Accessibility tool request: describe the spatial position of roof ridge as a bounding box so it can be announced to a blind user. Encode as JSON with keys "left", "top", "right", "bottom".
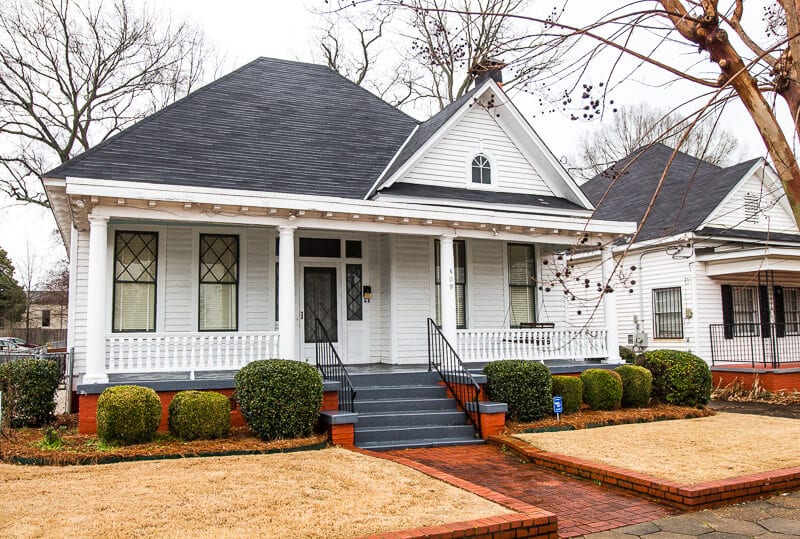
{"left": 45, "top": 58, "right": 267, "bottom": 178}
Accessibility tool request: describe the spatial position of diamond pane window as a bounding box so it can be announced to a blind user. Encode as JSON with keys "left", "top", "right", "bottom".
{"left": 508, "top": 244, "right": 536, "bottom": 327}
{"left": 199, "top": 234, "right": 239, "bottom": 331}
{"left": 471, "top": 154, "right": 491, "bottom": 184}
{"left": 346, "top": 264, "right": 363, "bottom": 321}
{"left": 113, "top": 231, "right": 158, "bottom": 332}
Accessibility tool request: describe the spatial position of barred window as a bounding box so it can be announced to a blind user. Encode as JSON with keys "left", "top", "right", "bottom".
{"left": 199, "top": 234, "right": 239, "bottom": 331}
{"left": 435, "top": 240, "right": 467, "bottom": 329}
{"left": 652, "top": 287, "right": 683, "bottom": 339}
{"left": 733, "top": 286, "right": 759, "bottom": 336}
{"left": 508, "top": 244, "right": 536, "bottom": 327}
{"left": 471, "top": 154, "right": 491, "bottom": 184}
{"left": 113, "top": 231, "right": 158, "bottom": 332}
{"left": 785, "top": 288, "right": 800, "bottom": 335}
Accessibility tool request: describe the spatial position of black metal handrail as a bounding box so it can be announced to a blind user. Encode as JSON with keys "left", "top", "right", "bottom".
{"left": 709, "top": 323, "right": 800, "bottom": 368}
{"left": 427, "top": 318, "right": 482, "bottom": 438}
{"left": 314, "top": 318, "right": 356, "bottom": 413}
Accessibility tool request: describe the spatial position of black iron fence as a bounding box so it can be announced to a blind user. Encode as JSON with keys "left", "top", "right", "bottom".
{"left": 709, "top": 323, "right": 800, "bottom": 368}
{"left": 427, "top": 318, "right": 482, "bottom": 438}
{"left": 314, "top": 318, "right": 356, "bottom": 413}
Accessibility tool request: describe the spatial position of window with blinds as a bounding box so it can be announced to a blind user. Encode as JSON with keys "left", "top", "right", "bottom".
{"left": 199, "top": 234, "right": 239, "bottom": 331}
{"left": 652, "top": 287, "right": 683, "bottom": 339}
{"left": 508, "top": 244, "right": 536, "bottom": 327}
{"left": 113, "top": 231, "right": 158, "bottom": 332}
{"left": 434, "top": 240, "right": 467, "bottom": 328}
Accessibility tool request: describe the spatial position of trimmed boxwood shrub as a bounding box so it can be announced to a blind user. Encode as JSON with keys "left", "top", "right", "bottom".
{"left": 234, "top": 359, "right": 323, "bottom": 440}
{"left": 580, "top": 369, "right": 623, "bottom": 410}
{"left": 614, "top": 365, "right": 652, "bottom": 408}
{"left": 636, "top": 349, "right": 711, "bottom": 406}
{"left": 168, "top": 391, "right": 230, "bottom": 441}
{"left": 551, "top": 376, "right": 582, "bottom": 414}
{"left": 483, "top": 360, "right": 552, "bottom": 421}
{"left": 619, "top": 346, "right": 638, "bottom": 364}
{"left": 0, "top": 358, "right": 59, "bottom": 427}
{"left": 96, "top": 385, "right": 162, "bottom": 445}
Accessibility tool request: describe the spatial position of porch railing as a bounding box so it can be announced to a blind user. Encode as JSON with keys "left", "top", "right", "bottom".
{"left": 427, "top": 319, "right": 481, "bottom": 438}
{"left": 710, "top": 323, "right": 800, "bottom": 368}
{"left": 106, "top": 331, "right": 280, "bottom": 376}
{"left": 456, "top": 328, "right": 609, "bottom": 362}
{"left": 314, "top": 318, "right": 356, "bottom": 413}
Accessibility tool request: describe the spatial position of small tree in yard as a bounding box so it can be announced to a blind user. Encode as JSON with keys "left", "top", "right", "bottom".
{"left": 0, "top": 246, "right": 25, "bottom": 328}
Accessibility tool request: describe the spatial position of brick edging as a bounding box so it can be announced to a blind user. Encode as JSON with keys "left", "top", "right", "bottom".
{"left": 490, "top": 435, "right": 800, "bottom": 510}
{"left": 351, "top": 448, "right": 558, "bottom": 539}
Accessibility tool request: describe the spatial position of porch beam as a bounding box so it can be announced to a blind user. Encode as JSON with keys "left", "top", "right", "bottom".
{"left": 439, "top": 235, "right": 458, "bottom": 344}
{"left": 601, "top": 244, "right": 622, "bottom": 363}
{"left": 85, "top": 215, "right": 110, "bottom": 383}
{"left": 278, "top": 225, "right": 297, "bottom": 360}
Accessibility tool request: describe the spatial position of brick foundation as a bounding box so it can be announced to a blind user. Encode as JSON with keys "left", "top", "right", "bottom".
{"left": 712, "top": 368, "right": 800, "bottom": 393}
{"left": 480, "top": 412, "right": 506, "bottom": 439}
{"left": 492, "top": 435, "right": 800, "bottom": 510}
{"left": 329, "top": 423, "right": 355, "bottom": 446}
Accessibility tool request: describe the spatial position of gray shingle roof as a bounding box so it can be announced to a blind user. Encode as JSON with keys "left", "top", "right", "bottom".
{"left": 377, "top": 182, "right": 584, "bottom": 211}
{"left": 695, "top": 226, "right": 800, "bottom": 244}
{"left": 580, "top": 143, "right": 759, "bottom": 242}
{"left": 47, "top": 58, "right": 418, "bottom": 199}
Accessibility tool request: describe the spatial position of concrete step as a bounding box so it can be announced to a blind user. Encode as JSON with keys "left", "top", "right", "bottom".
{"left": 354, "top": 424, "right": 476, "bottom": 445}
{"left": 350, "top": 371, "right": 439, "bottom": 388}
{"left": 354, "top": 385, "right": 446, "bottom": 400}
{"left": 356, "top": 410, "right": 469, "bottom": 428}
{"left": 357, "top": 438, "right": 485, "bottom": 452}
{"left": 353, "top": 397, "right": 458, "bottom": 414}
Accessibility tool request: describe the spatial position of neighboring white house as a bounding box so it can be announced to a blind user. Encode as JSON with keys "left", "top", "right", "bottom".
{"left": 562, "top": 143, "right": 800, "bottom": 366}
{"left": 42, "top": 57, "right": 634, "bottom": 387}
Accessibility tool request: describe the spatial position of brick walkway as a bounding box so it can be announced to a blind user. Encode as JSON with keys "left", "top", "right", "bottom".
{"left": 384, "top": 445, "right": 678, "bottom": 538}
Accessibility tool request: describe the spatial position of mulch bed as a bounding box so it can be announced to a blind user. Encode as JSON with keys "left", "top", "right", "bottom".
{"left": 0, "top": 415, "right": 328, "bottom": 466}
{"left": 504, "top": 403, "right": 714, "bottom": 434}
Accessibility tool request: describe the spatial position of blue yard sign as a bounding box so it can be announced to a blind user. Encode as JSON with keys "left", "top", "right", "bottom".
{"left": 553, "top": 396, "right": 563, "bottom": 419}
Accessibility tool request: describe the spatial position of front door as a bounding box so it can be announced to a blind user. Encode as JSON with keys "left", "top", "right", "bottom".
{"left": 302, "top": 266, "right": 338, "bottom": 361}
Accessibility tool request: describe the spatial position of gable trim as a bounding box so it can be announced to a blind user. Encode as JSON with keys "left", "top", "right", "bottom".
{"left": 365, "top": 124, "right": 419, "bottom": 200}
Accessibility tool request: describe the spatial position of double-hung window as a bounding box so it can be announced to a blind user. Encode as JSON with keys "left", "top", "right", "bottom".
{"left": 113, "top": 231, "right": 158, "bottom": 332}
{"left": 652, "top": 287, "right": 683, "bottom": 339}
{"left": 434, "top": 239, "right": 467, "bottom": 328}
{"left": 784, "top": 288, "right": 800, "bottom": 335}
{"left": 199, "top": 234, "right": 239, "bottom": 331}
{"left": 508, "top": 244, "right": 536, "bottom": 327}
{"left": 732, "top": 286, "right": 759, "bottom": 336}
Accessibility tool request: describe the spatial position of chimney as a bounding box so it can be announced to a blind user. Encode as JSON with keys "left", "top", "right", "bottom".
{"left": 469, "top": 58, "right": 506, "bottom": 88}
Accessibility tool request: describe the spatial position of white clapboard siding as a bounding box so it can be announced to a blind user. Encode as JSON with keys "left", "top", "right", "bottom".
{"left": 71, "top": 229, "right": 91, "bottom": 376}
{"left": 468, "top": 239, "right": 506, "bottom": 328}
{"left": 399, "top": 106, "right": 554, "bottom": 196}
{"left": 164, "top": 227, "right": 194, "bottom": 332}
{"left": 245, "top": 229, "right": 272, "bottom": 331}
{"left": 705, "top": 169, "right": 800, "bottom": 234}
{"left": 391, "top": 235, "right": 433, "bottom": 364}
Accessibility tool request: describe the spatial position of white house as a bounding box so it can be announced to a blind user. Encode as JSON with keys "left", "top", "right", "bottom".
{"left": 43, "top": 57, "right": 634, "bottom": 392}
{"left": 562, "top": 143, "right": 800, "bottom": 377}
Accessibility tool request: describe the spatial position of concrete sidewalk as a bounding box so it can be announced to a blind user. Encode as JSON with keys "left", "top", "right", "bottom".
{"left": 582, "top": 491, "right": 800, "bottom": 538}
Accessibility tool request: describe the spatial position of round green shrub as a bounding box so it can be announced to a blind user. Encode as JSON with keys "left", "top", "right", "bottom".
{"left": 551, "top": 375, "right": 582, "bottom": 414}
{"left": 234, "top": 359, "right": 323, "bottom": 440}
{"left": 619, "top": 346, "right": 638, "bottom": 364}
{"left": 0, "top": 358, "right": 59, "bottom": 427}
{"left": 614, "top": 365, "right": 652, "bottom": 407}
{"left": 580, "top": 369, "right": 623, "bottom": 410}
{"left": 168, "top": 391, "right": 231, "bottom": 441}
{"left": 636, "top": 349, "right": 711, "bottom": 406}
{"left": 96, "top": 385, "right": 162, "bottom": 445}
{"left": 483, "top": 360, "right": 552, "bottom": 421}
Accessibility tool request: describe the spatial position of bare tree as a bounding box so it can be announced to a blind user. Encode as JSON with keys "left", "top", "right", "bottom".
{"left": 0, "top": 0, "right": 218, "bottom": 207}
{"left": 316, "top": 0, "right": 558, "bottom": 112}
{"left": 572, "top": 103, "right": 741, "bottom": 179}
{"left": 15, "top": 242, "right": 41, "bottom": 341}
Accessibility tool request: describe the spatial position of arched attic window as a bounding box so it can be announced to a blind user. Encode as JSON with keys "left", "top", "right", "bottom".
{"left": 471, "top": 154, "right": 491, "bottom": 185}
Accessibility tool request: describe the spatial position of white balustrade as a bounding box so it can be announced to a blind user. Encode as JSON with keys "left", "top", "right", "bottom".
{"left": 456, "top": 328, "right": 608, "bottom": 363}
{"left": 106, "top": 332, "right": 280, "bottom": 376}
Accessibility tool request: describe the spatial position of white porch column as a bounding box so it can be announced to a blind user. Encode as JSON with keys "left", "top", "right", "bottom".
{"left": 278, "top": 225, "right": 297, "bottom": 360}
{"left": 85, "top": 216, "right": 109, "bottom": 384}
{"left": 601, "top": 244, "right": 622, "bottom": 363}
{"left": 439, "top": 234, "right": 458, "bottom": 344}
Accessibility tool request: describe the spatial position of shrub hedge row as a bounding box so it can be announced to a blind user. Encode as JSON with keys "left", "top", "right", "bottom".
{"left": 0, "top": 358, "right": 60, "bottom": 428}
{"left": 484, "top": 360, "right": 552, "bottom": 421}
{"left": 551, "top": 375, "right": 582, "bottom": 414}
{"left": 168, "top": 390, "right": 230, "bottom": 441}
{"left": 580, "top": 369, "right": 623, "bottom": 410}
{"left": 636, "top": 349, "right": 711, "bottom": 407}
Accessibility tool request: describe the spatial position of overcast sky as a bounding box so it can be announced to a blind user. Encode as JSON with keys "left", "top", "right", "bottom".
{"left": 0, "top": 0, "right": 778, "bottom": 282}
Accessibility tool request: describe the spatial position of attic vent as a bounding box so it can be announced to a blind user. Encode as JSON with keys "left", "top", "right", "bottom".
{"left": 744, "top": 192, "right": 760, "bottom": 223}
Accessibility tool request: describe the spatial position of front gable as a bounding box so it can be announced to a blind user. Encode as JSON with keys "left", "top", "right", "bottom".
{"left": 703, "top": 160, "right": 800, "bottom": 235}
{"left": 375, "top": 83, "right": 592, "bottom": 209}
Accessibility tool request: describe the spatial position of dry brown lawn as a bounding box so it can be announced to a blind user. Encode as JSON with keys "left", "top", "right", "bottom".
{"left": 515, "top": 412, "right": 800, "bottom": 485}
{"left": 0, "top": 447, "right": 510, "bottom": 538}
